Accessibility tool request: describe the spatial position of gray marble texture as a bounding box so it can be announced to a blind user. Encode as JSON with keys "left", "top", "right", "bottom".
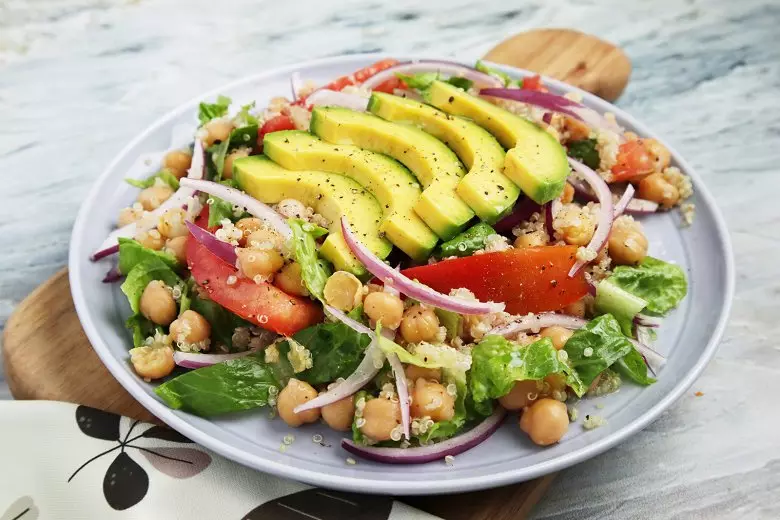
{"left": 1, "top": 0, "right": 778, "bottom": 517}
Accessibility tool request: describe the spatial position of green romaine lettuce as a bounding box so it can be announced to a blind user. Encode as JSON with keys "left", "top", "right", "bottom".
{"left": 434, "top": 308, "right": 462, "bottom": 342}
{"left": 436, "top": 222, "right": 496, "bottom": 258}
{"left": 563, "top": 314, "right": 634, "bottom": 388}
{"left": 615, "top": 347, "right": 655, "bottom": 386}
{"left": 234, "top": 102, "right": 259, "bottom": 127}
{"left": 155, "top": 353, "right": 288, "bottom": 416}
{"left": 396, "top": 73, "right": 475, "bottom": 98}
{"left": 198, "top": 95, "right": 232, "bottom": 125}
{"left": 125, "top": 314, "right": 157, "bottom": 348}
{"left": 595, "top": 278, "right": 648, "bottom": 336}
{"left": 288, "top": 218, "right": 332, "bottom": 300}
{"left": 567, "top": 138, "right": 600, "bottom": 169}
{"left": 125, "top": 169, "right": 180, "bottom": 190}
{"left": 470, "top": 336, "right": 571, "bottom": 414}
{"left": 293, "top": 321, "right": 372, "bottom": 385}
{"left": 475, "top": 60, "right": 518, "bottom": 87}
{"left": 118, "top": 237, "right": 179, "bottom": 275}
{"left": 607, "top": 257, "right": 688, "bottom": 315}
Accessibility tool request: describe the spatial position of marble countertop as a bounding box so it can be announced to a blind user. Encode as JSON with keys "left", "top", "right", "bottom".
{"left": 1, "top": 0, "right": 779, "bottom": 517}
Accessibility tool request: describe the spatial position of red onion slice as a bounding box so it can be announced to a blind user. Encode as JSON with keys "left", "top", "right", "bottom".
{"left": 290, "top": 71, "right": 303, "bottom": 102}
{"left": 179, "top": 178, "right": 291, "bottom": 239}
{"left": 613, "top": 184, "right": 636, "bottom": 218}
{"left": 385, "top": 339, "right": 411, "bottom": 440}
{"left": 628, "top": 337, "right": 666, "bottom": 374}
{"left": 489, "top": 313, "right": 588, "bottom": 338}
{"left": 634, "top": 313, "right": 662, "bottom": 328}
{"left": 305, "top": 89, "right": 369, "bottom": 111}
{"left": 567, "top": 158, "right": 614, "bottom": 277}
{"left": 342, "top": 407, "right": 506, "bottom": 464}
{"left": 493, "top": 197, "right": 541, "bottom": 234}
{"left": 185, "top": 220, "right": 237, "bottom": 265}
{"left": 625, "top": 198, "right": 659, "bottom": 214}
{"left": 187, "top": 138, "right": 206, "bottom": 180}
{"left": 341, "top": 217, "right": 504, "bottom": 315}
{"left": 102, "top": 265, "right": 123, "bottom": 283}
{"left": 294, "top": 305, "right": 385, "bottom": 414}
{"left": 360, "top": 60, "right": 503, "bottom": 91}
{"left": 479, "top": 88, "right": 623, "bottom": 136}
{"left": 173, "top": 350, "right": 254, "bottom": 369}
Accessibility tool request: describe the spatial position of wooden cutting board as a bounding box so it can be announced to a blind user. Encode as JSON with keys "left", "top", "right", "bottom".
{"left": 1, "top": 29, "right": 629, "bottom": 520}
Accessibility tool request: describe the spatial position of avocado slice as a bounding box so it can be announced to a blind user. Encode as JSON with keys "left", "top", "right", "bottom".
{"left": 233, "top": 156, "right": 391, "bottom": 276}
{"left": 310, "top": 106, "right": 474, "bottom": 241}
{"left": 263, "top": 131, "right": 438, "bottom": 261}
{"left": 427, "top": 81, "right": 569, "bottom": 204}
{"left": 368, "top": 92, "right": 520, "bottom": 223}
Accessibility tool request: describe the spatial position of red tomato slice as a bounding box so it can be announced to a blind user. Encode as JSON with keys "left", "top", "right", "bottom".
{"left": 186, "top": 211, "right": 322, "bottom": 336}
{"left": 372, "top": 76, "right": 407, "bottom": 94}
{"left": 401, "top": 246, "right": 589, "bottom": 315}
{"left": 611, "top": 139, "right": 655, "bottom": 182}
{"left": 522, "top": 74, "right": 543, "bottom": 91}
{"left": 294, "top": 59, "right": 401, "bottom": 106}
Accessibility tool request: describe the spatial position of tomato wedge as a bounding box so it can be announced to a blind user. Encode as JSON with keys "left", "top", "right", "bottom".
{"left": 610, "top": 139, "right": 655, "bottom": 182}
{"left": 294, "top": 59, "right": 400, "bottom": 105}
{"left": 257, "top": 114, "right": 297, "bottom": 148}
{"left": 401, "top": 246, "right": 589, "bottom": 315}
{"left": 186, "top": 211, "right": 322, "bottom": 336}
{"left": 521, "top": 74, "right": 544, "bottom": 91}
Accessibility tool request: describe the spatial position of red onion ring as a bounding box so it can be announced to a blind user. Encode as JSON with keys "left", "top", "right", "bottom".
{"left": 488, "top": 313, "right": 588, "bottom": 338}
{"left": 360, "top": 60, "right": 503, "bottom": 91}
{"left": 185, "top": 220, "right": 237, "bottom": 265}
{"left": 628, "top": 337, "right": 666, "bottom": 374}
{"left": 173, "top": 350, "right": 254, "bottom": 369}
{"left": 341, "top": 217, "right": 504, "bottom": 315}
{"left": 479, "top": 88, "right": 623, "bottom": 136}
{"left": 179, "top": 178, "right": 291, "bottom": 239}
{"left": 570, "top": 177, "right": 658, "bottom": 215}
{"left": 290, "top": 71, "right": 303, "bottom": 102}
{"left": 493, "top": 197, "right": 541, "bottom": 234}
{"left": 634, "top": 313, "right": 662, "bottom": 328}
{"left": 342, "top": 407, "right": 506, "bottom": 464}
{"left": 567, "top": 158, "right": 614, "bottom": 277}
{"left": 613, "top": 184, "right": 636, "bottom": 218}
{"left": 385, "top": 334, "right": 411, "bottom": 440}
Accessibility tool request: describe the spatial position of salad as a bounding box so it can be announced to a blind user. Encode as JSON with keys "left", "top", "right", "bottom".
{"left": 91, "top": 59, "right": 691, "bottom": 464}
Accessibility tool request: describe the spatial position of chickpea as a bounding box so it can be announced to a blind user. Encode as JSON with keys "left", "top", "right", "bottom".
{"left": 405, "top": 365, "right": 441, "bottom": 383}
{"left": 139, "top": 280, "right": 177, "bottom": 325}
{"left": 275, "top": 262, "right": 309, "bottom": 297}
{"left": 162, "top": 149, "right": 193, "bottom": 179}
{"left": 563, "top": 299, "right": 586, "bottom": 318}
{"left": 234, "top": 217, "right": 264, "bottom": 246}
{"left": 323, "top": 271, "right": 363, "bottom": 312}
{"left": 169, "top": 310, "right": 211, "bottom": 347}
{"left": 544, "top": 373, "right": 567, "bottom": 394}
{"left": 400, "top": 305, "right": 440, "bottom": 344}
{"left": 360, "top": 397, "right": 401, "bottom": 442}
{"left": 410, "top": 379, "right": 455, "bottom": 422}
{"left": 321, "top": 396, "right": 354, "bottom": 432}
{"left": 202, "top": 119, "right": 233, "bottom": 148}
{"left": 608, "top": 216, "right": 649, "bottom": 265}
{"left": 498, "top": 379, "right": 541, "bottom": 411}
{"left": 223, "top": 147, "right": 251, "bottom": 180}
{"left": 137, "top": 184, "right": 174, "bottom": 211}
{"left": 560, "top": 182, "right": 575, "bottom": 204}
{"left": 553, "top": 204, "right": 596, "bottom": 246}
{"left": 164, "top": 236, "right": 188, "bottom": 263}
{"left": 236, "top": 247, "right": 285, "bottom": 282}
{"left": 118, "top": 205, "right": 144, "bottom": 227}
{"left": 245, "top": 228, "right": 284, "bottom": 250}
{"left": 158, "top": 208, "right": 189, "bottom": 238}
{"left": 644, "top": 138, "right": 671, "bottom": 172}
{"left": 540, "top": 326, "right": 574, "bottom": 350}
{"left": 134, "top": 229, "right": 165, "bottom": 250}
{"left": 519, "top": 398, "right": 569, "bottom": 446}
{"left": 514, "top": 230, "right": 548, "bottom": 248}
{"left": 363, "top": 291, "right": 404, "bottom": 329}
{"left": 277, "top": 379, "right": 320, "bottom": 427}
{"left": 129, "top": 345, "right": 175, "bottom": 380}
{"left": 276, "top": 199, "right": 309, "bottom": 220}
{"left": 638, "top": 173, "right": 680, "bottom": 209}
{"left": 563, "top": 116, "right": 591, "bottom": 142}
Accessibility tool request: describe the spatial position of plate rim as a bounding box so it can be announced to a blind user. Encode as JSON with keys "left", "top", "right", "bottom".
{"left": 68, "top": 53, "right": 735, "bottom": 495}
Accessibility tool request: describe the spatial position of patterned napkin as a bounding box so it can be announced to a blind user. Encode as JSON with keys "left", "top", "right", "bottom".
{"left": 0, "top": 401, "right": 440, "bottom": 520}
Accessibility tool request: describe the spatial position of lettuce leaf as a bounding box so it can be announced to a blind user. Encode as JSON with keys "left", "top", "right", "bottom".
{"left": 436, "top": 222, "right": 496, "bottom": 258}
{"left": 607, "top": 257, "right": 688, "bottom": 315}
{"left": 125, "top": 169, "right": 180, "bottom": 190}
{"left": 595, "top": 278, "right": 648, "bottom": 336}
{"left": 118, "top": 237, "right": 179, "bottom": 275}
{"left": 475, "top": 60, "right": 518, "bottom": 87}
{"left": 125, "top": 314, "right": 158, "bottom": 348}
{"left": 288, "top": 218, "right": 332, "bottom": 300}
{"left": 434, "top": 308, "right": 462, "bottom": 342}
{"left": 567, "top": 138, "right": 600, "bottom": 170}
{"left": 120, "top": 258, "right": 183, "bottom": 315}
{"left": 234, "top": 102, "right": 259, "bottom": 127}
{"left": 198, "top": 95, "right": 232, "bottom": 125}
{"left": 563, "top": 314, "right": 634, "bottom": 388}
{"left": 470, "top": 335, "right": 570, "bottom": 414}
{"left": 615, "top": 346, "right": 656, "bottom": 386}
{"left": 293, "top": 321, "right": 372, "bottom": 385}
{"left": 155, "top": 352, "right": 288, "bottom": 416}
{"left": 396, "top": 73, "right": 475, "bottom": 99}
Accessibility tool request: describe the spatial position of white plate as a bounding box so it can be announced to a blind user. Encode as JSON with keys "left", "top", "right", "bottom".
{"left": 69, "top": 54, "right": 734, "bottom": 495}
